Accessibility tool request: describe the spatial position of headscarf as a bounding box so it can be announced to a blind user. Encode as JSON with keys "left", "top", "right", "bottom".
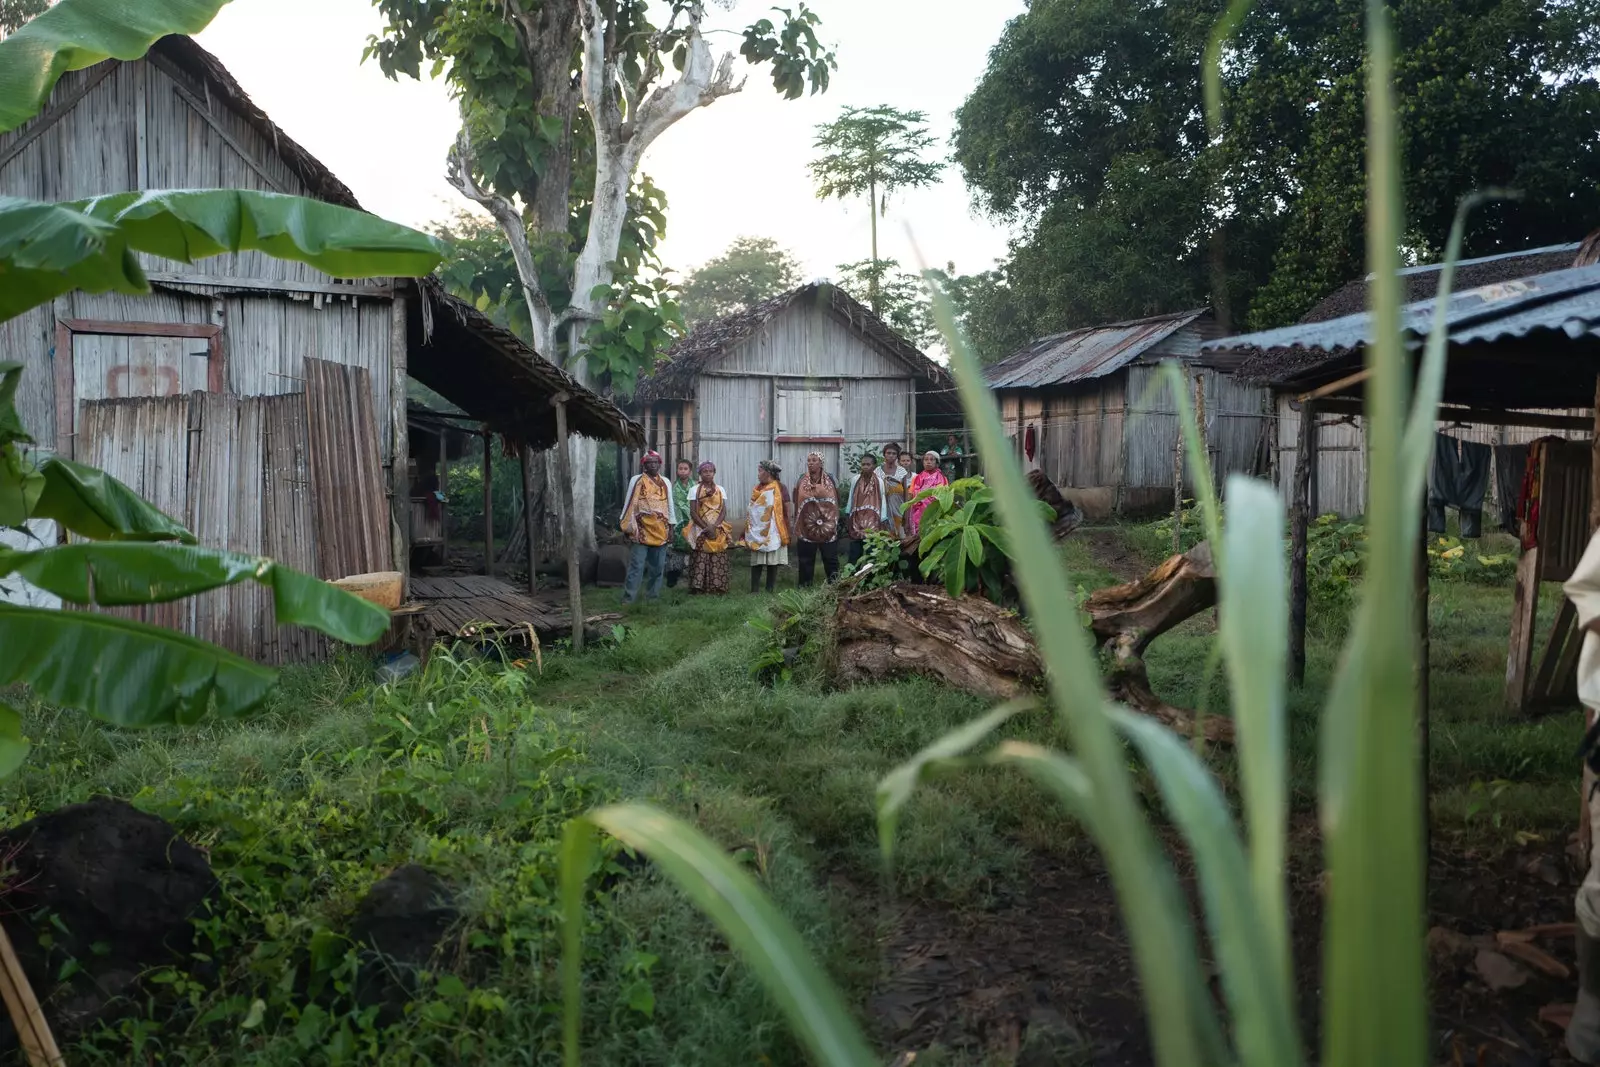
{"left": 642, "top": 450, "right": 662, "bottom": 467}
{"left": 759, "top": 459, "right": 782, "bottom": 477}
{"left": 698, "top": 460, "right": 716, "bottom": 473}
{"left": 923, "top": 450, "right": 940, "bottom": 464}
{"left": 806, "top": 450, "right": 824, "bottom": 465}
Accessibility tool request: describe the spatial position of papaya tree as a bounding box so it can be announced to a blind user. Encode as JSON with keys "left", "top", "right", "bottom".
{"left": 368, "top": 0, "right": 837, "bottom": 552}
{"left": 0, "top": 0, "right": 447, "bottom": 774}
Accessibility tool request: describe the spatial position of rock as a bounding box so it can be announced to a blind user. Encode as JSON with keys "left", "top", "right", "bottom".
{"left": 0, "top": 797, "right": 217, "bottom": 1041}
{"left": 1474, "top": 949, "right": 1531, "bottom": 991}
{"left": 348, "top": 865, "right": 458, "bottom": 1020}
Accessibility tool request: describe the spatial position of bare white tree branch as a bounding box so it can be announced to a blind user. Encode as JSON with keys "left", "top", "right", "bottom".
{"left": 446, "top": 127, "right": 555, "bottom": 352}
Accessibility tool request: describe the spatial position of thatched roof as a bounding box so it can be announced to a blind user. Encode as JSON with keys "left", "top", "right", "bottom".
{"left": 147, "top": 38, "right": 640, "bottom": 449}
{"left": 1298, "top": 243, "right": 1582, "bottom": 323}
{"left": 633, "top": 283, "right": 955, "bottom": 409}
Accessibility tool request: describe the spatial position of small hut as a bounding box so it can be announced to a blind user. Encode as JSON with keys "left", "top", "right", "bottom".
{"left": 984, "top": 310, "right": 1270, "bottom": 517}
{"left": 0, "top": 36, "right": 642, "bottom": 659}
{"left": 631, "top": 283, "right": 958, "bottom": 521}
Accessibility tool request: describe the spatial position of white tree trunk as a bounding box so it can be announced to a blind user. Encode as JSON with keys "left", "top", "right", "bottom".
{"left": 454, "top": 4, "right": 744, "bottom": 557}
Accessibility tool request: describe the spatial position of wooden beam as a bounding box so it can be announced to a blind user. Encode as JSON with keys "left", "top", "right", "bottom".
{"left": 148, "top": 272, "right": 394, "bottom": 299}
{"left": 1297, "top": 367, "right": 1372, "bottom": 404}
{"left": 152, "top": 55, "right": 289, "bottom": 194}
{"left": 62, "top": 319, "right": 220, "bottom": 338}
{"left": 1316, "top": 397, "right": 1594, "bottom": 432}
{"left": 1288, "top": 400, "right": 1315, "bottom": 686}
{"left": 521, "top": 445, "right": 538, "bottom": 596}
{"left": 482, "top": 427, "right": 495, "bottom": 578}
{"left": 554, "top": 393, "right": 584, "bottom": 652}
{"left": 0, "top": 62, "right": 115, "bottom": 173}
{"left": 1505, "top": 546, "right": 1541, "bottom": 714}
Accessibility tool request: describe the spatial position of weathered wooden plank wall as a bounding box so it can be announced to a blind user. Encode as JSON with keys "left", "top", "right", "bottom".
{"left": 716, "top": 299, "right": 909, "bottom": 380}
{"left": 260, "top": 395, "right": 327, "bottom": 664}
{"left": 304, "top": 358, "right": 392, "bottom": 580}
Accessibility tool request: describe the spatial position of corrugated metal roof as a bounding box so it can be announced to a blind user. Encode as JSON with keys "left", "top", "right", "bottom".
{"left": 984, "top": 310, "right": 1208, "bottom": 390}
{"left": 1204, "top": 263, "right": 1600, "bottom": 372}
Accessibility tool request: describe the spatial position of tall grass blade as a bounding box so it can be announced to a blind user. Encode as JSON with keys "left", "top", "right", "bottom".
{"left": 876, "top": 697, "right": 1037, "bottom": 867}
{"left": 559, "top": 819, "right": 596, "bottom": 1067}
{"left": 1320, "top": 3, "right": 1428, "bottom": 1064}
{"left": 922, "top": 263, "right": 1227, "bottom": 1065}
{"left": 1217, "top": 476, "right": 1291, "bottom": 987}
{"left": 563, "top": 804, "right": 877, "bottom": 1067}
{"left": 1109, "top": 707, "right": 1302, "bottom": 1067}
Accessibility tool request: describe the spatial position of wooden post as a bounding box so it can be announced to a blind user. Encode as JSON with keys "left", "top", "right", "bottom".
{"left": 521, "top": 444, "right": 538, "bottom": 596}
{"left": 1417, "top": 491, "right": 1431, "bottom": 867}
{"left": 438, "top": 434, "right": 450, "bottom": 565}
{"left": 482, "top": 427, "right": 495, "bottom": 578}
{"left": 553, "top": 394, "right": 584, "bottom": 652}
{"left": 1506, "top": 546, "right": 1541, "bottom": 713}
{"left": 390, "top": 293, "right": 410, "bottom": 595}
{"left": 1289, "top": 400, "right": 1316, "bottom": 686}
{"left": 1193, "top": 371, "right": 1208, "bottom": 487}
{"left": 1173, "top": 369, "right": 1186, "bottom": 554}
{"left": 0, "top": 923, "right": 64, "bottom": 1067}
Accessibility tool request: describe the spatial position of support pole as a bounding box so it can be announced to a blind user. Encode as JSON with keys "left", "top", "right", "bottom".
{"left": 439, "top": 433, "right": 450, "bottom": 564}
{"left": 1289, "top": 400, "right": 1316, "bottom": 686}
{"left": 482, "top": 427, "right": 494, "bottom": 577}
{"left": 1173, "top": 369, "right": 1186, "bottom": 554}
{"left": 553, "top": 394, "right": 584, "bottom": 651}
{"left": 389, "top": 293, "right": 409, "bottom": 596}
{"left": 521, "top": 444, "right": 538, "bottom": 596}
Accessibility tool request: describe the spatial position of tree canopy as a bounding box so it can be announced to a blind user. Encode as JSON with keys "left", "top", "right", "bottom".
{"left": 680, "top": 236, "right": 803, "bottom": 326}
{"left": 955, "top": 0, "right": 1600, "bottom": 350}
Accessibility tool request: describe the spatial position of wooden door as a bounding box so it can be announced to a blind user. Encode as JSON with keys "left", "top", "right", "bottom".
{"left": 54, "top": 320, "right": 222, "bottom": 457}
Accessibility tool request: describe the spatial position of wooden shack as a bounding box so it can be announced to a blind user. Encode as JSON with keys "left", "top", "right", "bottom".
{"left": 0, "top": 35, "right": 641, "bottom": 660}
{"left": 631, "top": 283, "right": 958, "bottom": 521}
{"left": 985, "top": 310, "right": 1270, "bottom": 517}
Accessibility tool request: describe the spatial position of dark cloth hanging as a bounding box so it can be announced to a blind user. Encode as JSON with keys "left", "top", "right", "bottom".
{"left": 1427, "top": 432, "right": 1492, "bottom": 538}
{"left": 1493, "top": 443, "right": 1529, "bottom": 533}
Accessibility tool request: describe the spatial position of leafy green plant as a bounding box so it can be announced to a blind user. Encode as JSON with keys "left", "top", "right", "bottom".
{"left": 841, "top": 529, "right": 907, "bottom": 591}
{"left": 912, "top": 475, "right": 1053, "bottom": 601}
{"left": 745, "top": 590, "right": 813, "bottom": 686}
{"left": 554, "top": 3, "right": 1464, "bottom": 1065}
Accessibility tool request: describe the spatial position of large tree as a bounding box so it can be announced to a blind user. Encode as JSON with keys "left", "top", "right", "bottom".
{"left": 370, "top": 0, "right": 835, "bottom": 551}
{"left": 809, "top": 105, "right": 942, "bottom": 312}
{"left": 955, "top": 0, "right": 1600, "bottom": 338}
{"left": 679, "top": 235, "right": 802, "bottom": 326}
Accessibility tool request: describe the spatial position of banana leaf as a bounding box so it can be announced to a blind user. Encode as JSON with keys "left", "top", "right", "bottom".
{"left": 0, "top": 542, "right": 389, "bottom": 645}
{"left": 1, "top": 191, "right": 445, "bottom": 323}
{"left": 32, "top": 456, "right": 196, "bottom": 542}
{"left": 0, "top": 604, "right": 275, "bottom": 725}
{"left": 0, "top": 0, "right": 234, "bottom": 135}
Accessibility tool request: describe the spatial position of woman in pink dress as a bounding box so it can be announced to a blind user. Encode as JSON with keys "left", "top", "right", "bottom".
{"left": 906, "top": 450, "right": 949, "bottom": 538}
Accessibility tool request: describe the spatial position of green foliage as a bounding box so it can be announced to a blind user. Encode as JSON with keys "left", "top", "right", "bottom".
{"left": 679, "top": 236, "right": 802, "bottom": 327}
{"left": 0, "top": 189, "right": 444, "bottom": 324}
{"left": 583, "top": 271, "right": 684, "bottom": 399}
{"left": 912, "top": 476, "right": 1054, "bottom": 602}
{"left": 745, "top": 589, "right": 820, "bottom": 686}
{"left": 841, "top": 530, "right": 907, "bottom": 592}
{"left": 832, "top": 260, "right": 938, "bottom": 349}
{"left": 433, "top": 211, "right": 538, "bottom": 341}
{"left": 953, "top": 0, "right": 1600, "bottom": 337}
{"left": 0, "top": 0, "right": 231, "bottom": 134}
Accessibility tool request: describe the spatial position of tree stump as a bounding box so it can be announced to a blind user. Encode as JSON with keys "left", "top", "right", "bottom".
{"left": 832, "top": 542, "right": 1234, "bottom": 743}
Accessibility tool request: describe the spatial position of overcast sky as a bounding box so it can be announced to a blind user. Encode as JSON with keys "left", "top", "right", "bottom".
{"left": 195, "top": 0, "right": 1027, "bottom": 282}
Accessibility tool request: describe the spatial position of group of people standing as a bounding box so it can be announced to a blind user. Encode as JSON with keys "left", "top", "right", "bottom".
{"left": 618, "top": 445, "right": 953, "bottom": 604}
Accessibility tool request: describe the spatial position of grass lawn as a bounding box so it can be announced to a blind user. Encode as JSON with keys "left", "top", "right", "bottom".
{"left": 1, "top": 525, "right": 1583, "bottom": 1064}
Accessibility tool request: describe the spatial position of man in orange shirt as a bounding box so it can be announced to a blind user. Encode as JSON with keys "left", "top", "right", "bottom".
{"left": 619, "top": 451, "right": 677, "bottom": 604}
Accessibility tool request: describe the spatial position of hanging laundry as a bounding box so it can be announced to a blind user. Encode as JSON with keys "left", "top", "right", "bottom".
{"left": 1427, "top": 432, "right": 1492, "bottom": 538}
{"left": 1517, "top": 436, "right": 1567, "bottom": 550}
{"left": 1493, "top": 443, "right": 1529, "bottom": 533}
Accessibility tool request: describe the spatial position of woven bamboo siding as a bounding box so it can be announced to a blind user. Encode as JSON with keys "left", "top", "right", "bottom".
{"left": 716, "top": 300, "right": 908, "bottom": 380}
{"left": 696, "top": 375, "right": 770, "bottom": 524}
{"left": 304, "top": 359, "right": 392, "bottom": 580}
{"left": 187, "top": 393, "right": 267, "bottom": 658}
{"left": 843, "top": 377, "right": 914, "bottom": 452}
{"left": 1122, "top": 364, "right": 1268, "bottom": 490}
{"left": 260, "top": 396, "right": 327, "bottom": 663}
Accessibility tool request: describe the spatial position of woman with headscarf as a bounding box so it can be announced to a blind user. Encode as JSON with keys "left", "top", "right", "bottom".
{"left": 844, "top": 451, "right": 888, "bottom": 564}
{"left": 619, "top": 450, "right": 677, "bottom": 604}
{"left": 743, "top": 460, "right": 790, "bottom": 594}
{"left": 793, "top": 450, "right": 841, "bottom": 587}
{"left": 906, "top": 450, "right": 949, "bottom": 538}
{"left": 685, "top": 461, "right": 733, "bottom": 595}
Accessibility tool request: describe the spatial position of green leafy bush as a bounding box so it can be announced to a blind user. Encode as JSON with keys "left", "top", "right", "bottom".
{"left": 841, "top": 529, "right": 909, "bottom": 591}
{"left": 912, "top": 475, "right": 1053, "bottom": 601}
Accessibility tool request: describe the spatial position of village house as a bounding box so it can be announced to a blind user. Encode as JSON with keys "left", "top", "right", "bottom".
{"left": 0, "top": 35, "right": 641, "bottom": 661}
{"left": 631, "top": 283, "right": 959, "bottom": 522}
{"left": 985, "top": 309, "right": 1270, "bottom": 517}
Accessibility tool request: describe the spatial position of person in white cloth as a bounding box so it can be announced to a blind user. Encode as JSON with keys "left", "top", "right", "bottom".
{"left": 1565, "top": 530, "right": 1600, "bottom": 1061}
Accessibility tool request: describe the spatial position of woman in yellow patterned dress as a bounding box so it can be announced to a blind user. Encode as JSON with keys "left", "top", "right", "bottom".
{"left": 742, "top": 460, "right": 790, "bottom": 594}
{"left": 685, "top": 461, "right": 732, "bottom": 594}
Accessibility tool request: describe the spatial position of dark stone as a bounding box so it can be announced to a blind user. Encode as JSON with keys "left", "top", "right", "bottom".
{"left": 348, "top": 865, "right": 458, "bottom": 1020}
{"left": 0, "top": 797, "right": 217, "bottom": 1041}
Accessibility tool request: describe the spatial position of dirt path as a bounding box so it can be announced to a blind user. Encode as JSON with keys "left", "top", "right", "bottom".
{"left": 1077, "top": 526, "right": 1150, "bottom": 585}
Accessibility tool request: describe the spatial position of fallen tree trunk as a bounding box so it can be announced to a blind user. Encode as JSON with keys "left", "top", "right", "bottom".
{"left": 834, "top": 586, "right": 1041, "bottom": 702}
{"left": 832, "top": 542, "right": 1233, "bottom": 742}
